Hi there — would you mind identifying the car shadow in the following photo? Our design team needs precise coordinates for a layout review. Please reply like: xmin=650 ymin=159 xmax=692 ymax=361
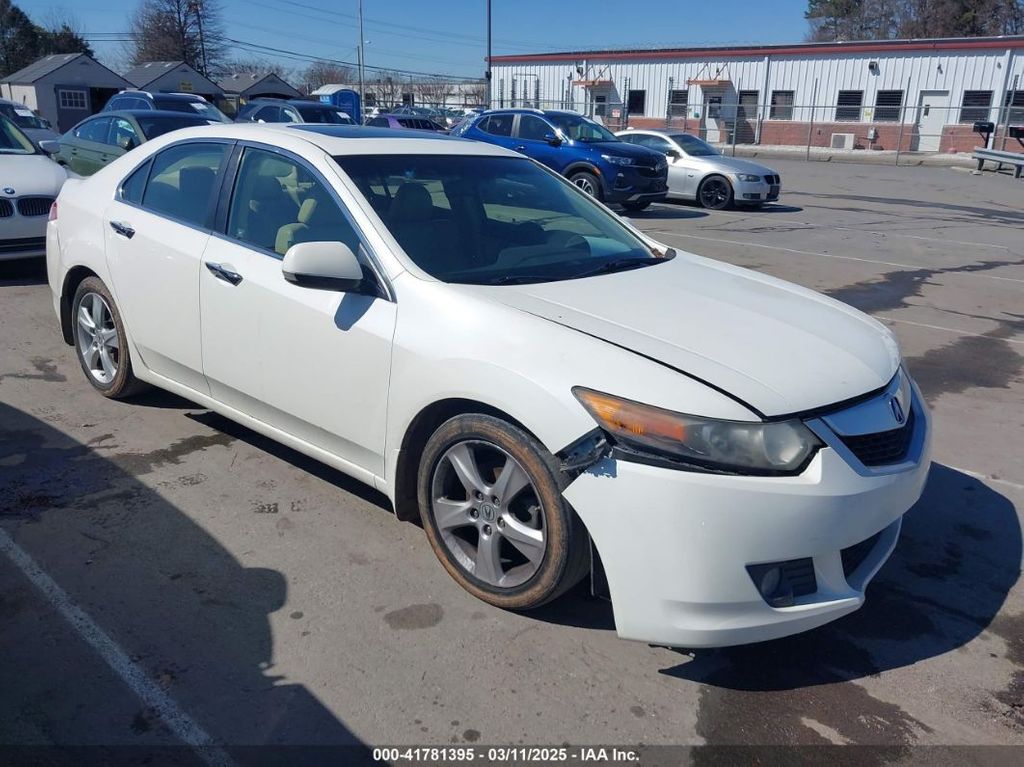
xmin=658 ymin=463 xmax=1020 ymax=690
xmin=0 ymin=401 xmax=375 ymax=760
xmin=0 ymin=257 xmax=47 ymax=287
xmin=186 ymin=410 xmax=392 ymax=511
xmin=623 ymin=205 xmax=709 ymax=220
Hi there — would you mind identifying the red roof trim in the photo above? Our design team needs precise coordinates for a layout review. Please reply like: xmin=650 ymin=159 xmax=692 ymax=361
xmin=490 ymin=37 xmax=1024 ymax=64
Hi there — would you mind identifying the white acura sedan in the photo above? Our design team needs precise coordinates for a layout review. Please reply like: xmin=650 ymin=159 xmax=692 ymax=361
xmin=47 ymin=124 xmax=931 ymax=647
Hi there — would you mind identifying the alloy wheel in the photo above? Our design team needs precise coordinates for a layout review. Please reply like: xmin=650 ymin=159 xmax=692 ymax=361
xmin=75 ymin=292 xmax=120 ymax=385
xmin=430 ymin=440 xmax=546 ymax=589
xmin=699 ymin=177 xmax=732 ymax=209
xmin=572 ymin=176 xmax=597 ymax=197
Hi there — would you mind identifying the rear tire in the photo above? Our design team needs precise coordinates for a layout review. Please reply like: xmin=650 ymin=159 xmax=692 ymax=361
xmin=72 ymin=277 xmax=146 ymax=399
xmin=417 ymin=414 xmax=590 ymax=610
xmin=568 ymin=170 xmax=602 ymax=201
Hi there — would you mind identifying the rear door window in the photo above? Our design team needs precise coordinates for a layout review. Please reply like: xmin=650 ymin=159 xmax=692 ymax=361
xmin=480 ymin=114 xmax=513 ymax=136
xmin=75 ymin=117 xmax=112 ymax=143
xmin=141 ymin=143 xmax=228 ymax=227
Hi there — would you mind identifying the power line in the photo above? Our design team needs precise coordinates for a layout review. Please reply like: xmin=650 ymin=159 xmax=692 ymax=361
xmin=81 ymin=31 xmax=483 ymax=80
xmin=267 ymin=0 xmax=540 ymax=50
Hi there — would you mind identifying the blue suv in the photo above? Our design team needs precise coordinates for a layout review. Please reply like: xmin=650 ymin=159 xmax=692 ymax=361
xmin=454 ymin=109 xmax=668 ymax=210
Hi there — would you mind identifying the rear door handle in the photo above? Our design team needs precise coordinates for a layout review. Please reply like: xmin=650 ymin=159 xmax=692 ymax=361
xmin=514 ymin=145 xmax=526 ymax=152
xmin=109 ymin=220 xmax=134 ymax=239
xmin=205 ymin=261 xmax=243 ymax=286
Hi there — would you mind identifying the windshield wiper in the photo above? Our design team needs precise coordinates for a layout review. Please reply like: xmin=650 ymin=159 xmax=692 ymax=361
xmin=573 ymin=257 xmax=661 ymax=280
xmin=487 ymin=274 xmax=562 ymax=285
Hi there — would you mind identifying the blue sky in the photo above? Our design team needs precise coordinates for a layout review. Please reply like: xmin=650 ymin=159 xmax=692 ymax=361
xmin=15 ymin=0 xmax=810 ymax=78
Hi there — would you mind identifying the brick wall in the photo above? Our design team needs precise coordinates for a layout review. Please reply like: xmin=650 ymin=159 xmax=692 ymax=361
xmin=627 ymin=116 xmax=1023 ymax=154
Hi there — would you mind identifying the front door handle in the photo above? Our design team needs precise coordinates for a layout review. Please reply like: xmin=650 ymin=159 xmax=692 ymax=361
xmin=109 ymin=220 xmax=134 ymax=239
xmin=205 ymin=261 xmax=243 ymax=286
xmin=514 ymin=145 xmax=526 ymax=152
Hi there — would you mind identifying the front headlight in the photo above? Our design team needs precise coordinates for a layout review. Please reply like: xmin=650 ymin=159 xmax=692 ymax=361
xmin=736 ymin=173 xmax=762 ymax=182
xmin=573 ymin=387 xmax=820 ymax=474
xmin=602 ymin=154 xmax=635 ymax=166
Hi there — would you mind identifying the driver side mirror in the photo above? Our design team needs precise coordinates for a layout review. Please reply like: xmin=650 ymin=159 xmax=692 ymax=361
xmin=544 ymin=132 xmax=562 ymax=147
xmin=665 ymin=148 xmax=681 ymax=161
xmin=38 ymin=139 xmax=61 ymax=156
xmin=282 ymin=241 xmax=368 ymax=292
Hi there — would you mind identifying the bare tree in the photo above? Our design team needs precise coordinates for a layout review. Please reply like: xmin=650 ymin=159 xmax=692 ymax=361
xmin=368 ymin=72 xmax=406 ymax=110
xmin=301 ymin=60 xmax=354 ymax=93
xmin=221 ymin=56 xmax=287 ymax=78
xmin=127 ymin=0 xmax=225 ymax=76
xmin=463 ymin=81 xmax=487 ymax=106
xmin=415 ymin=75 xmax=455 ymax=108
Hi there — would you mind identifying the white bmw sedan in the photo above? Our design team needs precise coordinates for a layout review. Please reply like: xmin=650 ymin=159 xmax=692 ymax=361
xmin=1 ymin=116 xmax=67 ymax=260
xmin=47 ymin=123 xmax=931 ymax=647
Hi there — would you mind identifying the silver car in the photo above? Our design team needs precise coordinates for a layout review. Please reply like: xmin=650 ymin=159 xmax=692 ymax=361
xmin=616 ymin=129 xmax=781 ymax=210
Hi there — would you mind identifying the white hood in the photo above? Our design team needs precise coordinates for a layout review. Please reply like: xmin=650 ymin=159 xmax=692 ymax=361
xmin=0 ymin=154 xmax=67 ymax=197
xmin=460 ymin=253 xmax=900 ymax=417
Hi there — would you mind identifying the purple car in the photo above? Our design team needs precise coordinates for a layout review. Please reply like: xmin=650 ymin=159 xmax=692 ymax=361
xmin=365 ymin=114 xmax=446 ymax=132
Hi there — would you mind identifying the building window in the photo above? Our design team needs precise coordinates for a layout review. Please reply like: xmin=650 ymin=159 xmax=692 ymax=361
xmin=769 ymin=90 xmax=794 ymax=120
xmin=668 ymin=89 xmax=688 ymax=116
xmin=874 ymin=90 xmax=903 ymax=122
xmin=58 ymin=89 xmax=87 ymax=110
xmin=1004 ymin=90 xmax=1024 ymax=124
xmin=738 ymin=90 xmax=759 ymax=121
xmin=627 ymin=89 xmax=646 ymax=115
xmin=960 ymin=90 xmax=993 ymax=123
xmin=836 ymin=90 xmax=864 ymax=121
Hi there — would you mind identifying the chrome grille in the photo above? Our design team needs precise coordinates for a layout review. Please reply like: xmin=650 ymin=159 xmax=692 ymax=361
xmin=17 ymin=197 xmax=54 ymax=217
xmin=839 ymin=409 xmax=915 ymax=466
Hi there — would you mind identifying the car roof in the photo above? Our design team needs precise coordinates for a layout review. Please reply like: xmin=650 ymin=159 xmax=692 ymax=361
xmin=137 ymin=123 xmax=517 ymax=157
xmin=102 ymin=110 xmax=210 ymax=121
xmin=119 ymin=92 xmax=202 ymax=102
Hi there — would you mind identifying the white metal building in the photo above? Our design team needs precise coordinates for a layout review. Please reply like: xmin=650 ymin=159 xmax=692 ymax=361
xmin=490 ymin=36 xmax=1024 ymax=153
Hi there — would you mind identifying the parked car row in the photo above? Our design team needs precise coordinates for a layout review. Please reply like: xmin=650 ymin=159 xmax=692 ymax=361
xmin=4 ymin=93 xmax=782 ymax=269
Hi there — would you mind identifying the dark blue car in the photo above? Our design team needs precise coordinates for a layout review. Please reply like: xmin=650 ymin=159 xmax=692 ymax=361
xmin=454 ymin=109 xmax=668 ymax=210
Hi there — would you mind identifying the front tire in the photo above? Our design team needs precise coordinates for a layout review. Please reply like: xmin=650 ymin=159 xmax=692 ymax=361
xmin=72 ymin=276 xmax=145 ymax=399
xmin=417 ymin=414 xmax=590 ymax=610
xmin=568 ymin=170 xmax=602 ymax=200
xmin=697 ymin=174 xmax=733 ymax=210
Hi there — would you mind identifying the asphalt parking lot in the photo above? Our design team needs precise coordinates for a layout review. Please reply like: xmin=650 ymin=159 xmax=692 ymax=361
xmin=1 ymin=158 xmax=1022 ymax=758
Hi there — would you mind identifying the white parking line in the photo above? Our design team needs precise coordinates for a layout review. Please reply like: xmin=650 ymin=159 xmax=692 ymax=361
xmin=946 ymin=466 xmax=1024 ymax=493
xmin=0 ymin=526 xmax=234 ymax=767
xmin=648 ymin=231 xmax=1024 ymax=284
xmin=875 ymin=316 xmax=1024 ymax=346
xmin=696 ymin=206 xmax=1016 ymax=252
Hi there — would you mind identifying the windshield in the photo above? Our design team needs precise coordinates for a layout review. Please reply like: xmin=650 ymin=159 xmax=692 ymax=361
xmin=136 ymin=114 xmax=209 ymax=139
xmin=334 ymin=154 xmax=667 ymax=285
xmin=10 ymin=107 xmax=47 ymax=130
xmin=155 ymin=98 xmax=230 ymax=122
xmin=297 ymin=106 xmax=352 ymax=124
xmin=547 ymin=113 xmax=618 ymax=143
xmin=670 ymin=133 xmax=719 ymax=156
xmin=0 ymin=116 xmax=37 ymax=154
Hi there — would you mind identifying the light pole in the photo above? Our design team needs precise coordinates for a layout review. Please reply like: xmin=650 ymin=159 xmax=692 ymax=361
xmin=358 ymin=0 xmax=366 ymax=111
xmin=485 ymin=0 xmax=492 ymax=107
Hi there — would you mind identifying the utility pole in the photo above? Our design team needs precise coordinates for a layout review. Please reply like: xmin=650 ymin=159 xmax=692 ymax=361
xmin=485 ymin=0 xmax=492 ymax=107
xmin=189 ymin=0 xmax=208 ymax=77
xmin=358 ymin=0 xmax=366 ymax=110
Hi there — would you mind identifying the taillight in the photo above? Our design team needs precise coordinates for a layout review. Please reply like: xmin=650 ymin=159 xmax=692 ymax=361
xmin=48 ymin=201 xmax=57 ymax=221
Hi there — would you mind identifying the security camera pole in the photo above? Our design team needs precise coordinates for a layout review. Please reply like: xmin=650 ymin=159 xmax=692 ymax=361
xmin=358 ymin=0 xmax=366 ymax=112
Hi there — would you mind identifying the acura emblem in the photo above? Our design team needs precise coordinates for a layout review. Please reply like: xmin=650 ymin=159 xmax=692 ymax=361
xmin=890 ymin=397 xmax=905 ymax=425
xmin=2 ymin=187 xmax=14 ymax=196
